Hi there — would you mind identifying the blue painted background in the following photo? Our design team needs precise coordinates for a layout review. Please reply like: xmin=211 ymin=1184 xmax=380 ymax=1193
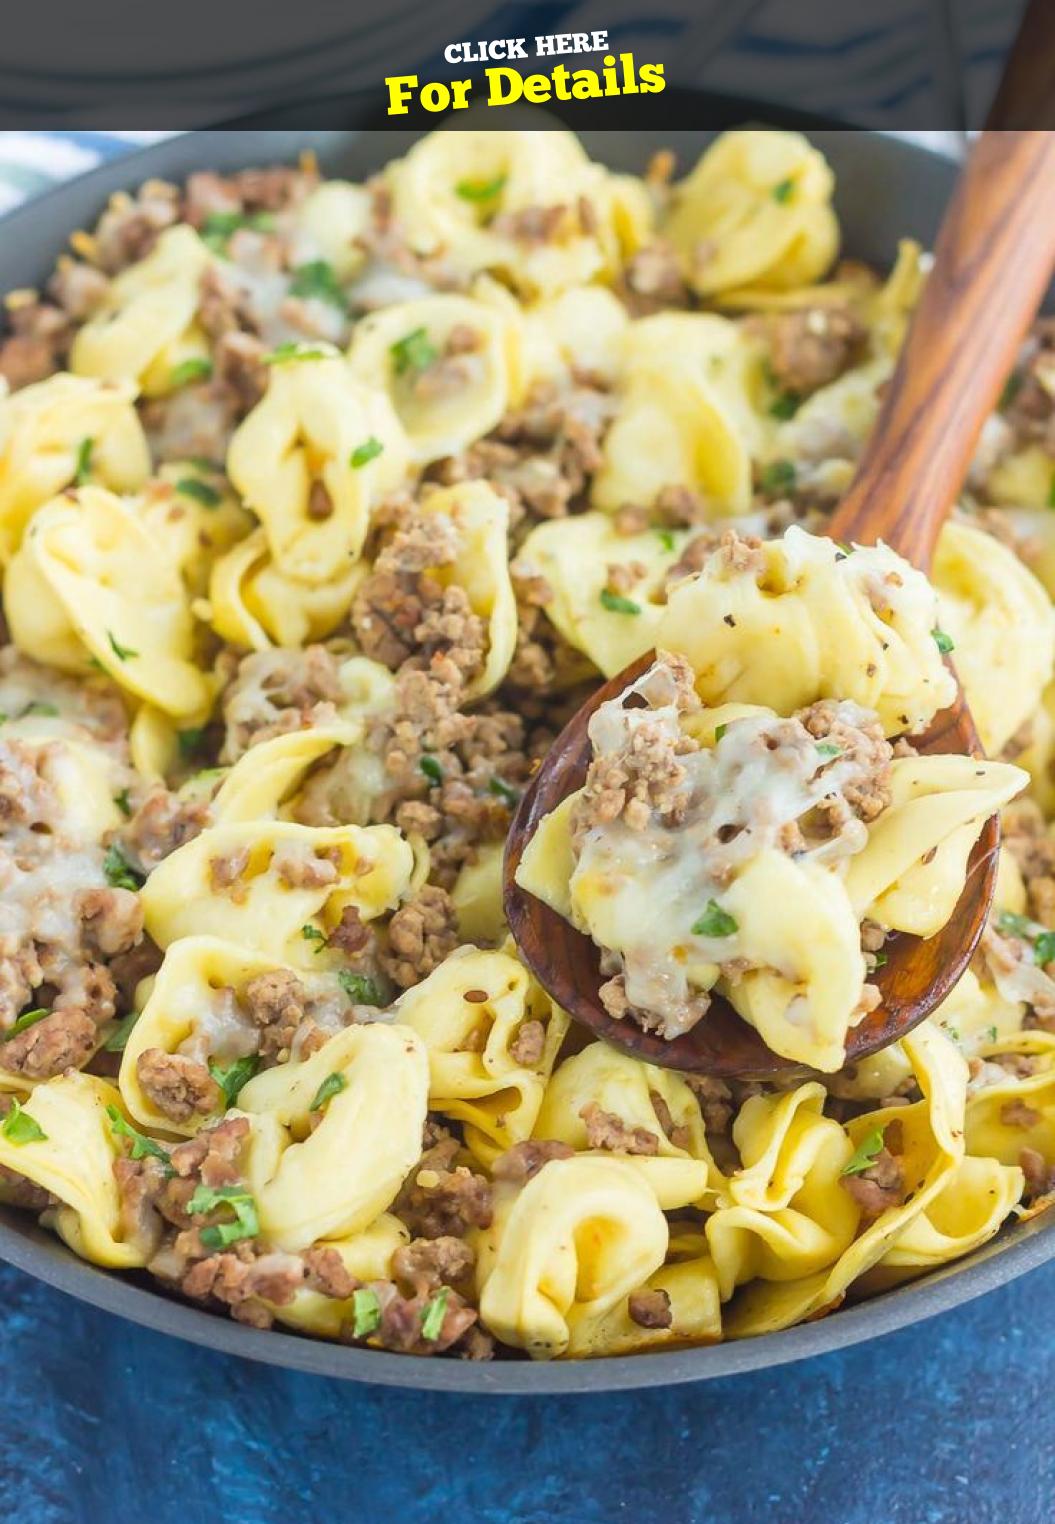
xmin=1 ymin=1257 xmax=1051 ymax=1524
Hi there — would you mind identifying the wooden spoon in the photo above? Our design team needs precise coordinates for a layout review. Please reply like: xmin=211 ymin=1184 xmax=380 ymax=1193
xmin=504 ymin=130 xmax=1055 ymax=1080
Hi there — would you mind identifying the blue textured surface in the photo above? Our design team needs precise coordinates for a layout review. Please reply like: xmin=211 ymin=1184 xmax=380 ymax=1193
xmin=1 ymin=1256 xmax=1052 ymax=1524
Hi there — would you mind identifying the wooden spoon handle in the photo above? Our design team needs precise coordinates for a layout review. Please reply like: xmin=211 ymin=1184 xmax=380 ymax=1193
xmin=828 ymin=131 xmax=1055 ymax=565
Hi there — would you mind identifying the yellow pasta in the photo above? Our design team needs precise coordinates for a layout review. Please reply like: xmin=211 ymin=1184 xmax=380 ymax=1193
xmin=664 ymin=131 xmax=839 ymax=297
xmin=4 ymin=485 xmax=212 ymax=719
xmin=0 ymin=372 xmax=150 ymax=561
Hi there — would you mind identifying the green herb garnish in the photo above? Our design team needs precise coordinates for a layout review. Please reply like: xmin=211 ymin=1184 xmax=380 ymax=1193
xmin=169 ymin=356 xmax=213 ymax=389
xmin=997 ymin=910 xmax=1034 ymax=939
xmin=599 ymin=589 xmax=642 ymax=615
xmin=103 ymin=1011 xmax=140 ymax=1053
xmin=768 ymin=391 xmax=801 ymax=420
xmin=23 ymin=701 xmax=58 ymax=717
xmin=201 ymin=210 xmax=274 ymax=253
xmin=714 ymin=723 xmax=728 ymax=742
xmin=337 ymin=971 xmax=385 ymax=1006
xmin=103 ymin=843 xmax=144 ymax=892
xmin=999 ymin=372 xmax=1022 ymax=411
xmin=1035 ymin=931 xmax=1055 ymax=967
xmin=872 ymin=951 xmax=888 ymax=968
xmin=488 ymin=775 xmax=519 ymax=807
xmin=656 ymin=529 xmax=677 ymax=553
xmin=350 ymin=437 xmax=384 ymax=469
xmin=188 ymin=1183 xmax=259 ymax=1249
xmin=1 ymin=1099 xmax=46 ymax=1145
xmin=301 ymin=924 xmax=328 ymax=952
xmin=289 ymin=259 xmax=347 ymax=310
xmin=420 ymin=1286 xmax=449 ymax=1341
xmin=771 ymin=177 xmax=795 ymax=203
xmin=932 ymin=628 xmax=955 ymax=656
xmin=351 ymin=1286 xmax=382 ymax=1338
xmin=760 ymin=458 xmax=797 ymax=492
xmin=74 ymin=436 xmax=94 ymax=487
xmin=208 ymin=1054 xmax=260 ymax=1107
xmin=390 ymin=327 xmax=439 ymax=376
xmin=107 ymin=630 xmax=138 ymax=662
xmin=420 ymin=755 xmax=444 ymax=785
xmin=113 ymin=788 xmax=133 ymax=818
xmin=263 ymin=342 xmax=330 ymax=364
xmin=309 ymin=1071 xmax=347 ymax=1112
xmin=986 ymin=1025 xmax=999 ymax=1042
xmin=177 ymin=727 xmax=205 ymax=760
xmin=176 ymin=477 xmax=221 ymax=508
xmin=816 ymin=741 xmax=843 ymax=759
xmin=456 ymin=174 xmax=507 ymax=203
xmin=842 ymin=1125 xmax=886 ymax=1176
xmin=2 ymin=1008 xmax=48 ymax=1041
xmin=106 ymin=1105 xmax=171 ymax=1164
xmin=691 ymin=900 xmax=738 ymax=938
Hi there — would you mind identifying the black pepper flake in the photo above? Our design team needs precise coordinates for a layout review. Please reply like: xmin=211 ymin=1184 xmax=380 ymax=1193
xmin=723 ymin=614 xmax=736 ymax=627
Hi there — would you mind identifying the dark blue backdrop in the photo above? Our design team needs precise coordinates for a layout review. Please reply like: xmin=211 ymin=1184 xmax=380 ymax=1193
xmin=1 ymin=1256 xmax=1050 ymax=1524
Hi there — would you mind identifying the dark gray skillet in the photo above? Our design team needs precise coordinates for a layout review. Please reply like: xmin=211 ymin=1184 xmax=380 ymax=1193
xmin=2 ymin=127 xmax=1052 ymax=1392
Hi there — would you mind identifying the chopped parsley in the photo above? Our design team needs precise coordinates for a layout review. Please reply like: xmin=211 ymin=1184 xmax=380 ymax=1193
xmin=872 ymin=951 xmax=889 ymax=969
xmin=106 ymin=1105 xmax=171 ymax=1165
xmin=771 ymin=177 xmax=795 ymax=203
xmin=1035 ymin=931 xmax=1055 ymax=967
xmin=816 ymin=741 xmax=843 ymax=759
xmin=309 ymin=1071 xmax=347 ymax=1112
xmin=488 ymin=775 xmax=519 ymax=808
xmin=985 ymin=1025 xmax=999 ymax=1042
xmin=107 ymin=630 xmax=138 ymax=662
xmin=713 ymin=723 xmax=728 ymax=742
xmin=23 ymin=701 xmax=58 ymax=717
xmin=103 ymin=1011 xmax=140 ymax=1053
xmin=997 ymin=910 xmax=1034 ymax=940
xmin=599 ymin=589 xmax=642 ymax=616
xmin=456 ymin=174 xmax=507 ymax=203
xmin=351 ymin=1286 xmax=382 ymax=1338
xmin=103 ymin=843 xmax=144 ymax=892
xmin=301 ymin=924 xmax=328 ymax=953
xmin=691 ymin=900 xmax=738 ymax=938
xmin=289 ymin=259 xmax=347 ymax=310
xmin=177 ymin=727 xmax=205 ymax=760
xmin=176 ymin=477 xmax=221 ymax=508
xmin=350 ymin=437 xmax=384 ymax=470
xmin=201 ymin=210 xmax=275 ymax=253
xmin=1 ymin=1099 xmax=46 ymax=1145
xmin=113 ymin=787 xmax=133 ymax=818
xmin=208 ymin=1054 xmax=260 ymax=1107
xmin=931 ymin=628 xmax=955 ymax=656
xmin=2 ymin=1007 xmax=48 ymax=1042
xmin=768 ymin=390 xmax=801 ymax=420
xmin=420 ymin=1286 xmax=449 ymax=1341
xmin=169 ymin=356 xmax=213 ymax=389
xmin=420 ymin=754 xmax=444 ymax=785
xmin=390 ymin=327 xmax=439 ymax=376
xmin=263 ymin=342 xmax=330 ymax=364
xmin=842 ymin=1125 xmax=886 ymax=1176
xmin=188 ymin=1183 xmax=259 ymax=1250
xmin=337 ymin=970 xmax=385 ymax=1006
xmin=74 ymin=436 xmax=94 ymax=487
xmin=760 ymin=458 xmax=797 ymax=492
xmin=999 ymin=371 xmax=1022 ymax=411
xmin=656 ymin=528 xmax=677 ymax=553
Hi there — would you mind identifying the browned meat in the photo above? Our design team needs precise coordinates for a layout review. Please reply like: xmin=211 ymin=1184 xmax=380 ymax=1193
xmin=627 ymin=1288 xmax=673 ymax=1329
xmin=491 ymin=1139 xmax=575 ymax=1184
xmin=136 ymin=1047 xmax=222 ymax=1123
xmin=381 ymin=886 xmax=460 ymax=989
xmin=767 ymin=306 xmax=868 ymax=397
xmin=393 ymin=1136 xmax=493 ymax=1239
xmin=580 ymin=1101 xmax=660 ymax=1155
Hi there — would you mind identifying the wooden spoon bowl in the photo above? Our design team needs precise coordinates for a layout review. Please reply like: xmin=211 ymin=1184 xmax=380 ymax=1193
xmin=504 ymin=651 xmax=998 ymax=1081
xmin=504 ymin=131 xmax=1055 ymax=1079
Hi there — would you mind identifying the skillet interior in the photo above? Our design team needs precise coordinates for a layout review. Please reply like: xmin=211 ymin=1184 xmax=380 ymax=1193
xmin=1 ymin=126 xmax=1050 ymax=1392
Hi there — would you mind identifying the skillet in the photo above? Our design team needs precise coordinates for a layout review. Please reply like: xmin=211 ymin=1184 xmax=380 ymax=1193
xmin=1 ymin=125 xmax=1051 ymax=1392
